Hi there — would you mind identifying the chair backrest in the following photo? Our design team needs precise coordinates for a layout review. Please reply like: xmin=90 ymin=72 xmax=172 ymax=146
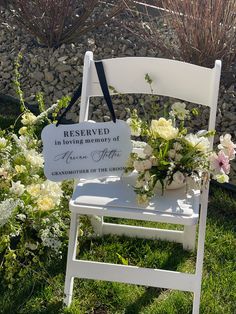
xmin=80 ymin=51 xmax=221 ymax=149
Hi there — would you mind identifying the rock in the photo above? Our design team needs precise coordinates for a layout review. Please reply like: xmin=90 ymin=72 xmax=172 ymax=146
xmin=58 ymin=56 xmax=68 ymax=62
xmin=2 ymin=72 xmax=11 ymax=79
xmin=31 ymin=71 xmax=44 ymax=81
xmin=44 ymin=71 xmax=54 ymax=82
xmin=55 ymin=64 xmax=72 ymax=72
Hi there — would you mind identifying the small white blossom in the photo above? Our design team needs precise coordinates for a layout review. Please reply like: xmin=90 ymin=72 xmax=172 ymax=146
xmin=0 ymin=137 xmax=7 ymax=149
xmin=143 ymin=159 xmax=152 ymax=170
xmin=170 ymin=102 xmax=189 ymax=120
xmin=25 ymin=242 xmax=38 ymax=250
xmin=214 ymin=172 xmax=229 ymax=183
xmin=18 ymin=127 xmax=28 ymax=135
xmin=143 ymin=144 xmax=153 ymax=156
xmin=175 ymin=153 xmax=183 ymax=162
xmin=168 ymin=149 xmax=176 ymax=159
xmin=173 ymin=142 xmax=182 ymax=151
xmin=15 ymin=165 xmax=27 ymax=174
xmin=126 ymin=118 xmax=141 ymax=137
xmin=133 ymin=160 xmax=145 ymax=172
xmin=10 ymin=181 xmax=25 ymax=196
xmin=173 ymin=171 xmax=185 ymax=184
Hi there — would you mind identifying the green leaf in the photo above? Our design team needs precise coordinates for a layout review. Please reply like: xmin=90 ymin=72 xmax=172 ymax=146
xmin=116 ymin=253 xmax=129 ymax=265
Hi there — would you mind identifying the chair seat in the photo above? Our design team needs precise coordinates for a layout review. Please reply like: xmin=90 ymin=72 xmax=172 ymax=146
xmin=70 ymin=173 xmax=200 ymax=225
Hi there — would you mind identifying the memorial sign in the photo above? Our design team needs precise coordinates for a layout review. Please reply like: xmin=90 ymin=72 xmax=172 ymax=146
xmin=42 ymin=120 xmax=132 ymax=181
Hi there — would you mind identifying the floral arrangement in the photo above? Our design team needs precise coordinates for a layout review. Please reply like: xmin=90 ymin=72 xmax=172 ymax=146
xmin=0 ymin=56 xmax=74 ymax=287
xmin=0 ymin=104 xmax=73 ymax=287
xmin=125 ymin=102 xmax=236 ymax=205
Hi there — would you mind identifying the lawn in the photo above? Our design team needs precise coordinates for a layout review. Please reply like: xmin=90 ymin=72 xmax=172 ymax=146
xmin=0 ymin=183 xmax=235 ymax=314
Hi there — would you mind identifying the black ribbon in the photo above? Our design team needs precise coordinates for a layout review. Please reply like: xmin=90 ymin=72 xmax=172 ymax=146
xmin=56 ymin=83 xmax=82 ymax=126
xmin=56 ymin=60 xmax=116 ymax=125
xmin=95 ymin=61 xmax=116 ymax=123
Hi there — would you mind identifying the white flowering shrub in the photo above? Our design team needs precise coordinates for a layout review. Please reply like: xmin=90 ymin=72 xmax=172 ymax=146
xmin=0 ymin=96 xmax=73 ymax=288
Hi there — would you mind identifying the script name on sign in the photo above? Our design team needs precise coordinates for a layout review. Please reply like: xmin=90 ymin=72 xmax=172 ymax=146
xmin=41 ymin=120 xmax=132 ymax=181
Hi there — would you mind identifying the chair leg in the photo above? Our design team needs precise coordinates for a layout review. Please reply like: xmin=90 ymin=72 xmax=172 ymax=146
xmin=183 ymin=225 xmax=196 ymax=251
xmin=64 ymin=212 xmax=79 ymax=306
xmin=192 ymin=289 xmax=201 ymax=314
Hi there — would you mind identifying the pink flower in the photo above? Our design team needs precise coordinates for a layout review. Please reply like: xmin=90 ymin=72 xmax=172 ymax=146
xmin=209 ymin=151 xmax=230 ymax=174
xmin=218 ymin=134 xmax=236 ymax=160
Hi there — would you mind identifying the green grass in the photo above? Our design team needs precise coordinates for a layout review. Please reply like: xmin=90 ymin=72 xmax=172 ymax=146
xmin=0 ymin=185 xmax=235 ymax=314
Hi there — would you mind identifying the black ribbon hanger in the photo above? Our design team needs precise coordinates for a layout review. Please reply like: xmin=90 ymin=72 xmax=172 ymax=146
xmin=56 ymin=60 xmax=116 ymax=126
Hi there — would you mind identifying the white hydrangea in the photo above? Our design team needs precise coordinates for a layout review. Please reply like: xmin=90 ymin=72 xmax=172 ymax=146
xmin=0 ymin=199 xmax=22 ymax=226
xmin=39 ymin=222 xmax=63 ymax=252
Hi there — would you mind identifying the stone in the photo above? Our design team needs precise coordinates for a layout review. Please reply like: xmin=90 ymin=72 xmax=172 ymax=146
xmin=44 ymin=71 xmax=54 ymax=82
xmin=55 ymin=64 xmax=71 ymax=73
xmin=2 ymin=72 xmax=11 ymax=79
xmin=31 ymin=71 xmax=44 ymax=81
xmin=58 ymin=56 xmax=68 ymax=62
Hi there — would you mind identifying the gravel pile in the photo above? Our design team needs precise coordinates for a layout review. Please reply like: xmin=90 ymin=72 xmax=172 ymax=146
xmin=0 ymin=8 xmax=235 ymax=183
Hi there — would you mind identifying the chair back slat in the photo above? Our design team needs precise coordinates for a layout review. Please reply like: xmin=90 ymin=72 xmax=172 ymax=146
xmin=86 ymin=57 xmax=218 ymax=107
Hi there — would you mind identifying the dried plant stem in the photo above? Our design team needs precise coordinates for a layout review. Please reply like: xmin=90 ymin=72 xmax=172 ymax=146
xmin=7 ymin=0 xmax=131 ymax=47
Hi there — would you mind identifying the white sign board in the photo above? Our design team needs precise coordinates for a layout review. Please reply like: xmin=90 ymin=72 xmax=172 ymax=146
xmin=41 ymin=120 xmax=132 ymax=181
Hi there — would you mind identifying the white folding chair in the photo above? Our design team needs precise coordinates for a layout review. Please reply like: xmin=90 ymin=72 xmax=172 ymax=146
xmin=64 ymin=51 xmax=221 ymax=314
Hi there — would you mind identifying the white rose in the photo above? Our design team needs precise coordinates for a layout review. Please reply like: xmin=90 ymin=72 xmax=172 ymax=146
xmin=37 ymin=196 xmax=55 ymax=211
xmin=185 ymin=134 xmax=210 ymax=152
xmin=27 ymin=184 xmax=41 ymax=198
xmin=21 ymin=112 xmax=37 ymax=125
xmin=150 ymin=118 xmax=178 ymax=141
xmin=10 ymin=181 xmax=25 ymax=196
xmin=25 ymin=149 xmax=44 ymax=168
xmin=41 ymin=180 xmax=63 ymax=205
